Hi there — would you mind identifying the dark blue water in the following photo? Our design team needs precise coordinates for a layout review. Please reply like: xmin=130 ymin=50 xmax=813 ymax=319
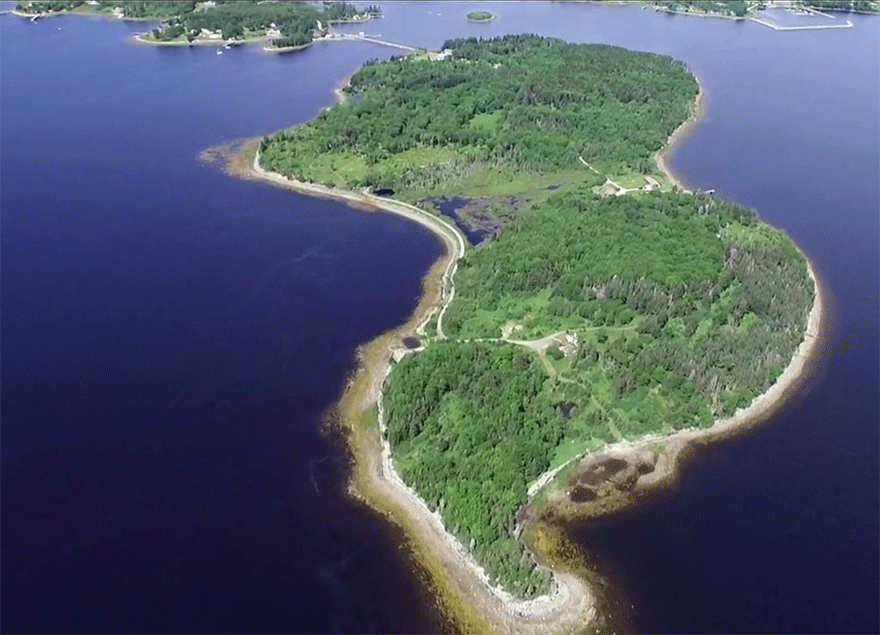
xmin=2 ymin=3 xmax=877 ymax=634
xmin=1 ymin=11 xmax=448 ymax=635
xmin=564 ymin=13 xmax=880 ymax=634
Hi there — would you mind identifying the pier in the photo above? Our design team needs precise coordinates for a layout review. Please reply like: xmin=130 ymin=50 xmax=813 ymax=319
xmin=324 ymin=31 xmax=417 ymax=52
xmin=749 ymin=16 xmax=854 ymax=30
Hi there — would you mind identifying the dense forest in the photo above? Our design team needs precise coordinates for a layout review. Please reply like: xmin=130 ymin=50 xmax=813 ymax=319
xmin=261 ymin=35 xmax=698 ymax=194
xmin=385 ymin=341 xmax=555 ymax=597
xmin=260 ymin=36 xmax=814 ymax=597
xmin=443 ymin=188 xmax=812 ymax=431
xmin=386 ymin=188 xmax=812 ymax=595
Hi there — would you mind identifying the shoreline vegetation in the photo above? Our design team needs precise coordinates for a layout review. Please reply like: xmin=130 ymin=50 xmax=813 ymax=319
xmin=132 ymin=31 xmax=270 ymax=47
xmin=10 ymin=6 xmax=152 ymax=21
xmin=215 ymin=36 xmax=824 ymax=634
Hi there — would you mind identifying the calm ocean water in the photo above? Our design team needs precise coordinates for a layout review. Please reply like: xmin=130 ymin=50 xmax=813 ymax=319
xmin=2 ymin=3 xmax=877 ymax=633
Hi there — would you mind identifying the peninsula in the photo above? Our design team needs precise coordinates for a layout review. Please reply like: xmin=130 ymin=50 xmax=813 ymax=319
xmin=243 ymin=34 xmax=820 ymax=634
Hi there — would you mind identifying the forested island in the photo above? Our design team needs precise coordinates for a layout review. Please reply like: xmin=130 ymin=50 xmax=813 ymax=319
xmin=14 ymin=1 xmax=381 ymax=46
xmin=258 ymin=35 xmax=816 ymax=607
xmin=466 ymin=10 xmax=495 ymax=23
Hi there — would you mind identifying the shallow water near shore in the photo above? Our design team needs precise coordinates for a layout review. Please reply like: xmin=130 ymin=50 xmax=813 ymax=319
xmin=2 ymin=2 xmax=878 ymax=633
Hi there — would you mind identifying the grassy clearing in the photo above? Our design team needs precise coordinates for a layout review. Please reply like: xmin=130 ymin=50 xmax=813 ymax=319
xmin=721 ymin=221 xmax=790 ymax=248
xmin=549 ymin=437 xmax=605 ymax=472
xmin=468 ymin=110 xmax=504 ymax=132
xmin=609 ymin=172 xmax=648 ymax=189
xmin=68 ymin=5 xmax=112 ymax=16
xmin=456 ymin=168 xmax=600 ymax=198
xmin=293 ymin=151 xmax=368 ymax=187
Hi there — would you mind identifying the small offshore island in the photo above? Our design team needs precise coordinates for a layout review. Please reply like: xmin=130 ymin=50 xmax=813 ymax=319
xmin=466 ymin=10 xmax=496 ymax=23
xmin=241 ymin=34 xmax=822 ymax=633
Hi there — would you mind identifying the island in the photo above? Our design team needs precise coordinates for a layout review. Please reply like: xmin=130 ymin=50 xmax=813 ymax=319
xmin=466 ymin=10 xmax=496 ymax=23
xmin=14 ymin=1 xmax=382 ymax=47
xmin=236 ymin=34 xmax=821 ymax=633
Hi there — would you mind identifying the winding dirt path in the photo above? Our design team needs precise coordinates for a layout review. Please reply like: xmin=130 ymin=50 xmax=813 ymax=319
xmin=578 ymin=156 xmax=639 ymax=195
xmin=459 ymin=331 xmax=564 ymax=352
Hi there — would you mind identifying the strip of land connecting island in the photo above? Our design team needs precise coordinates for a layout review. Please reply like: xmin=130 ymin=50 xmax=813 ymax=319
xmin=223 ymin=34 xmax=821 ymax=635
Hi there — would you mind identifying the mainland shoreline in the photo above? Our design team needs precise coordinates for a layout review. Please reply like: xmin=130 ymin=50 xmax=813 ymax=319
xmin=10 ymin=7 xmax=155 ymax=21
xmin=132 ymin=33 xmax=272 ymax=47
xmin=219 ymin=59 xmax=823 ymax=635
xmin=10 ymin=7 xmax=376 ymax=51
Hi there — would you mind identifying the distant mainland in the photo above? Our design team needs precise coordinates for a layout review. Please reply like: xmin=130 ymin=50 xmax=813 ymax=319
xmin=13 ymin=1 xmax=382 ymax=48
xmin=645 ymin=0 xmax=878 ymax=22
